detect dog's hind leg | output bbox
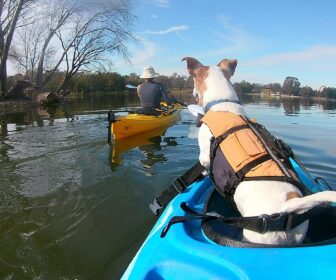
[198,124,213,169]
[282,191,336,214]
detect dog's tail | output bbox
[283,191,336,213]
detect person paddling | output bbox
[137,66,173,115]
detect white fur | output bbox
[197,65,336,245]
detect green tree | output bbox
[233,80,254,94]
[125,73,141,87]
[324,87,336,99]
[299,86,315,98]
[268,83,282,92]
[282,77,300,96]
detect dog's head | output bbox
[182,57,237,106]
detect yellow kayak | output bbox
[108,104,181,141]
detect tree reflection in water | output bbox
[139,136,178,173]
[110,127,179,173]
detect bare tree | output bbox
[50,0,134,91]
[1,0,25,95]
[8,0,76,88]
[9,21,44,82]
[2,0,134,95]
[0,0,41,96]
[35,0,76,88]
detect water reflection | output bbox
[1,93,336,135]
[282,98,301,115]
[239,94,336,116]
[0,92,336,278]
[110,126,179,174]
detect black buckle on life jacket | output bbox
[259,213,287,233]
[172,177,187,193]
[225,174,242,195]
[274,138,293,159]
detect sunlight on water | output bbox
[0,94,336,278]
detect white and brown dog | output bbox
[183,57,336,245]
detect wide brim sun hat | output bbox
[140,66,159,78]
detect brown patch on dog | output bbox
[182,57,209,105]
[217,59,237,80]
[286,192,301,201]
[182,57,203,76]
[193,67,209,105]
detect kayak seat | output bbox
[201,189,336,248]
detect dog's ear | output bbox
[181,57,203,76]
[217,59,237,79]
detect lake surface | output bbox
[0,93,336,279]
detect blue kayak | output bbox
[122,159,336,279]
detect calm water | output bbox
[0,93,336,279]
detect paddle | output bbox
[187,104,204,116]
[126,84,137,89]
[76,108,141,115]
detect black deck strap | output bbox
[284,206,325,231]
[161,202,328,237]
[314,177,332,191]
[149,162,205,215]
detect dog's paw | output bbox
[199,155,210,169]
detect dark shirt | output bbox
[137,81,172,109]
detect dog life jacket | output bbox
[202,110,303,197]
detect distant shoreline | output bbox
[245,92,336,103]
[1,90,336,115]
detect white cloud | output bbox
[112,35,159,74]
[140,0,170,8]
[215,15,254,51]
[151,14,158,19]
[159,65,187,76]
[192,15,256,60]
[244,45,336,69]
[237,45,336,88]
[155,0,170,8]
[131,36,157,65]
[143,25,188,35]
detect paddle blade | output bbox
[126,84,137,89]
[187,104,204,117]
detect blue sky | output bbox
[113,0,336,89]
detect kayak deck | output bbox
[111,105,181,140]
[122,176,336,279]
